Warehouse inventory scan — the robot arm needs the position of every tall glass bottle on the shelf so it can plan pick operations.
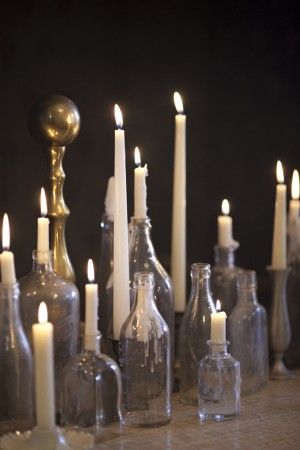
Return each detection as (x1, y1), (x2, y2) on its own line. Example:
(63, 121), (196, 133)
(0, 282), (34, 435)
(211, 245), (241, 315)
(19, 250), (80, 409)
(119, 272), (171, 427)
(180, 263), (215, 405)
(129, 217), (174, 358)
(229, 270), (268, 394)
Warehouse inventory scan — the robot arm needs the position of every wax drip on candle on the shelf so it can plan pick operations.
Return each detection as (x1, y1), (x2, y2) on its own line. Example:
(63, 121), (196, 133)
(104, 176), (115, 221)
(174, 91), (184, 114)
(291, 170), (299, 200)
(114, 104), (123, 129)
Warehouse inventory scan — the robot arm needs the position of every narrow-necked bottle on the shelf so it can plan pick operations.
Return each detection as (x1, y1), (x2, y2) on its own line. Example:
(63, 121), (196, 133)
(180, 263), (215, 405)
(119, 272), (171, 427)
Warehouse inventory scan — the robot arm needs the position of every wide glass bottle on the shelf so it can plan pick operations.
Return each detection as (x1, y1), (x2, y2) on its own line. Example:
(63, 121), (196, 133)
(211, 245), (241, 315)
(0, 282), (34, 435)
(180, 263), (215, 405)
(119, 272), (171, 427)
(19, 250), (80, 409)
(229, 270), (268, 394)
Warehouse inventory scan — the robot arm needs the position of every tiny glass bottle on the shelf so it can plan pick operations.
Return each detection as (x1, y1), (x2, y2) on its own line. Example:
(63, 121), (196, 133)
(211, 245), (241, 315)
(229, 270), (269, 394)
(119, 272), (172, 427)
(180, 263), (215, 405)
(19, 250), (80, 409)
(0, 282), (34, 435)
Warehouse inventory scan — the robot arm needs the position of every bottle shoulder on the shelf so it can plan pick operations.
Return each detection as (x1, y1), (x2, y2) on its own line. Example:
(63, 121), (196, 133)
(19, 270), (79, 300)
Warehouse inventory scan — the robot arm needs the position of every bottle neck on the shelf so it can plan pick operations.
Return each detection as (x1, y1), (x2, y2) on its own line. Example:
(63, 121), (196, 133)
(32, 250), (54, 273)
(129, 217), (156, 260)
(214, 245), (236, 267)
(84, 333), (101, 355)
(208, 340), (229, 356)
(237, 286), (258, 304)
(0, 282), (22, 325)
(101, 213), (114, 236)
(190, 268), (214, 309)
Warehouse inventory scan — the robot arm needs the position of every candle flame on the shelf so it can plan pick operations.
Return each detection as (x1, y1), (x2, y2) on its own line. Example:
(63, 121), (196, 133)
(291, 170), (300, 200)
(276, 160), (284, 184)
(216, 299), (221, 311)
(221, 199), (230, 215)
(40, 187), (48, 216)
(173, 92), (184, 114)
(87, 258), (95, 283)
(134, 147), (141, 166)
(38, 301), (48, 324)
(2, 213), (10, 250)
(114, 104), (123, 129)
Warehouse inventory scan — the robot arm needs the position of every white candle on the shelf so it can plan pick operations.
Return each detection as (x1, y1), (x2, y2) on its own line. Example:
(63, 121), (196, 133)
(105, 176), (115, 221)
(211, 300), (227, 343)
(1, 213), (16, 284)
(134, 147), (148, 219)
(271, 161), (287, 269)
(289, 169), (300, 226)
(171, 91), (186, 313)
(32, 302), (55, 429)
(37, 188), (50, 263)
(85, 259), (99, 351)
(218, 199), (234, 247)
(113, 104), (130, 339)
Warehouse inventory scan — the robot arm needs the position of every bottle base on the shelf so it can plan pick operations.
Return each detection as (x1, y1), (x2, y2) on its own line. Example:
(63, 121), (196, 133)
(198, 411), (239, 422)
(122, 411), (171, 428)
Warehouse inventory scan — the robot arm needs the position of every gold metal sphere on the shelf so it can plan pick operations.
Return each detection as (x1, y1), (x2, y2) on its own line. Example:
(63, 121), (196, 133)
(28, 94), (80, 146)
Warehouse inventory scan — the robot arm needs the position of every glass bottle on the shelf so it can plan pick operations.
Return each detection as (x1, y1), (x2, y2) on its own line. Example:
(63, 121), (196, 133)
(180, 263), (215, 405)
(0, 282), (34, 435)
(211, 245), (241, 315)
(119, 272), (171, 427)
(198, 341), (240, 421)
(19, 250), (80, 410)
(229, 270), (269, 394)
(129, 217), (174, 359)
(61, 333), (122, 443)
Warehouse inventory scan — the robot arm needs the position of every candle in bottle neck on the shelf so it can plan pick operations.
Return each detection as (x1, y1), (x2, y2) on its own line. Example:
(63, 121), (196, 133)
(218, 199), (233, 247)
(37, 188), (50, 261)
(211, 300), (227, 343)
(134, 147), (148, 219)
(289, 169), (300, 226)
(1, 213), (16, 284)
(271, 161), (287, 269)
(85, 259), (99, 351)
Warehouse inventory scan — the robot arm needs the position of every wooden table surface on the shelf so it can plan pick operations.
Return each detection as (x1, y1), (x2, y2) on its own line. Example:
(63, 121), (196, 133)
(97, 372), (300, 450)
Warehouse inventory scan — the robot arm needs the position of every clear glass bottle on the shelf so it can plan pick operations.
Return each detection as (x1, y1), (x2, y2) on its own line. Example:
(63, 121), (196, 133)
(129, 217), (174, 358)
(0, 282), (34, 435)
(61, 333), (122, 443)
(229, 270), (269, 394)
(19, 250), (80, 409)
(286, 235), (300, 368)
(198, 341), (240, 421)
(119, 272), (171, 427)
(180, 263), (215, 405)
(211, 245), (241, 315)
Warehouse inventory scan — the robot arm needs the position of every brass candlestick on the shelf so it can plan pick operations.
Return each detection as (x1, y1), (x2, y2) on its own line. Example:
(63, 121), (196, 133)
(29, 94), (80, 283)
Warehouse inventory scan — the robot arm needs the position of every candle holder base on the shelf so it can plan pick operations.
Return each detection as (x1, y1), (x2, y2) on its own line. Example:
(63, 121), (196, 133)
(270, 354), (296, 380)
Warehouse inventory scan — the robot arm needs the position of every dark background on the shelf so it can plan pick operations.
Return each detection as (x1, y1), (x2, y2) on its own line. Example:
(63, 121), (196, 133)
(0, 1), (299, 309)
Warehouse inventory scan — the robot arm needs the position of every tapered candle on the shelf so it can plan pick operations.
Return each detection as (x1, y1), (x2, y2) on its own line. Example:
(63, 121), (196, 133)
(105, 176), (115, 221)
(218, 199), (233, 247)
(211, 300), (227, 343)
(134, 147), (148, 219)
(271, 161), (287, 269)
(85, 259), (99, 351)
(171, 91), (186, 313)
(289, 169), (300, 226)
(113, 104), (130, 339)
(32, 302), (55, 429)
(1, 214), (16, 284)
(37, 188), (50, 263)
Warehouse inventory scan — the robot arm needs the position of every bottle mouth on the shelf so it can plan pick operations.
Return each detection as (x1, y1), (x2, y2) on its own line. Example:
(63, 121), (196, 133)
(191, 263), (211, 278)
(237, 269), (257, 290)
(32, 249), (54, 264)
(133, 271), (155, 289)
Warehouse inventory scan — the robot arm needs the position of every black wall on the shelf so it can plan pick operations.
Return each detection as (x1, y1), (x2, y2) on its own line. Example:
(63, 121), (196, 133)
(0, 1), (299, 308)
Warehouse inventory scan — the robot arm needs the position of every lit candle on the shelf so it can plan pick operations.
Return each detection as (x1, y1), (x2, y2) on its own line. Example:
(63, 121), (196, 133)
(134, 147), (148, 219)
(217, 199), (234, 247)
(271, 161), (287, 269)
(104, 176), (115, 221)
(32, 302), (55, 429)
(1, 214), (16, 284)
(288, 169), (300, 226)
(37, 187), (50, 262)
(113, 104), (130, 339)
(211, 300), (227, 343)
(171, 91), (186, 313)
(85, 259), (99, 351)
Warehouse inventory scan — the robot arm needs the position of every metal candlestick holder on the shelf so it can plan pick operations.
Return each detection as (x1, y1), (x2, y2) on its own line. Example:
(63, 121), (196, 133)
(28, 94), (80, 283)
(268, 267), (294, 379)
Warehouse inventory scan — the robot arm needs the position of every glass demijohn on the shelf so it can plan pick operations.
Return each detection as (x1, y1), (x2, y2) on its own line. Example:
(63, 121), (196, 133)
(0, 282), (34, 435)
(180, 263), (215, 405)
(119, 272), (171, 427)
(229, 270), (269, 394)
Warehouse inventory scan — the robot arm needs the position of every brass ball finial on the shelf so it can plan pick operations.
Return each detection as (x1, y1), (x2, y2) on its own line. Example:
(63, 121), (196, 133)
(28, 94), (80, 146)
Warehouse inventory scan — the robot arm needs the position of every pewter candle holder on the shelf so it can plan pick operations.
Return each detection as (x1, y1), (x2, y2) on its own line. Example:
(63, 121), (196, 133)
(268, 268), (294, 379)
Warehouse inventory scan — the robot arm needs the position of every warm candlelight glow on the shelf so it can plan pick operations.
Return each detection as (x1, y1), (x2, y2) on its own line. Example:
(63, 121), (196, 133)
(221, 199), (230, 215)
(40, 187), (48, 216)
(276, 160), (284, 184)
(291, 170), (300, 200)
(114, 104), (123, 129)
(38, 301), (48, 324)
(2, 213), (10, 250)
(87, 258), (95, 283)
(216, 299), (221, 311)
(134, 147), (141, 166)
(174, 91), (184, 114)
